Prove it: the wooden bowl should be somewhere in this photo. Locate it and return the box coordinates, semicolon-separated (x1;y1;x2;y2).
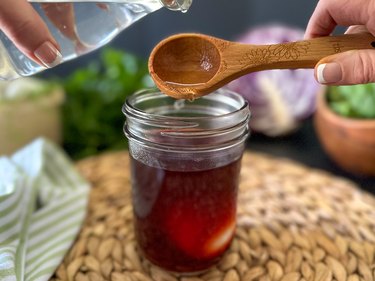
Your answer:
314;88;375;176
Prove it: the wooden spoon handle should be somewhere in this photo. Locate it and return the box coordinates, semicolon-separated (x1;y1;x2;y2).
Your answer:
234;33;375;72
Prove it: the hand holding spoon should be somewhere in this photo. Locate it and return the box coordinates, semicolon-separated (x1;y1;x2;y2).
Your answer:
148;32;375;99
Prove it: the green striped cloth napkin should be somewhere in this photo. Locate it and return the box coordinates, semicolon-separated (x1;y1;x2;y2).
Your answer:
0;138;90;281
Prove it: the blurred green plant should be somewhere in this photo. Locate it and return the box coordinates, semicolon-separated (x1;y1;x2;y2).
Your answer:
327;84;375;119
61;48;153;160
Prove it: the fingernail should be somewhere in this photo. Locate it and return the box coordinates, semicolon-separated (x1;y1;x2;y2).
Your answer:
317;63;342;84
34;41;62;68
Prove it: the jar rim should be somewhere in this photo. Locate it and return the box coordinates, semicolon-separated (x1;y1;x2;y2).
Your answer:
122;88;249;123
123;88;251;152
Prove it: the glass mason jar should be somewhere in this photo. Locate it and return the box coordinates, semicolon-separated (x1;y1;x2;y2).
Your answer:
123;88;250;273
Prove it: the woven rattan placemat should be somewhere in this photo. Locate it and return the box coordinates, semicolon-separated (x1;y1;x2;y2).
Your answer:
50;151;375;281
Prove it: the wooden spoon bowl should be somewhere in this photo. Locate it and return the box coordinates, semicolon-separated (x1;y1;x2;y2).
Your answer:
152;36;221;86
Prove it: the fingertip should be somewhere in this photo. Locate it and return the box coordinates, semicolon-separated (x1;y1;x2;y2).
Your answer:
303;31;313;40
315;50;375;85
304;0;337;40
0;0;59;66
315;62;343;85
34;41;62;68
316;63;328;84
345;25;369;34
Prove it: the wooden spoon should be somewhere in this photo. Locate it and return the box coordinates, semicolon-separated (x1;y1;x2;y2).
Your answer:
149;32;375;99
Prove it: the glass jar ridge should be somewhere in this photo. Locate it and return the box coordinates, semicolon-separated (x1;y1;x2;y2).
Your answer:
123;88;250;171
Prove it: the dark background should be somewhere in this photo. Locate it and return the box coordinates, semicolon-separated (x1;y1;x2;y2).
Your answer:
43;0;375;192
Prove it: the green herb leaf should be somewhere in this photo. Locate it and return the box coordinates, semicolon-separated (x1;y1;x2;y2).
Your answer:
59;48;152;160
327;84;375;119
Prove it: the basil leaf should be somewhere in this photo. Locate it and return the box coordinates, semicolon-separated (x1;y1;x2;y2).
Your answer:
327;84;375;119
60;48;152;160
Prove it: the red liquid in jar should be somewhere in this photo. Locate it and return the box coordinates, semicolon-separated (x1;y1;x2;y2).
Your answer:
130;156;241;272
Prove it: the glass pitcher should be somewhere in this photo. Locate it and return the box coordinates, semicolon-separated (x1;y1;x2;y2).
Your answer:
0;0;193;80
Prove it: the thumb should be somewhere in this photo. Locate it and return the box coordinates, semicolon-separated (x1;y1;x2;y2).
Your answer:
0;0;62;67
315;50;375;85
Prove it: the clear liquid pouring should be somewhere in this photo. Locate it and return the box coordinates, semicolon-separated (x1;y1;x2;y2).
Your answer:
0;0;192;80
